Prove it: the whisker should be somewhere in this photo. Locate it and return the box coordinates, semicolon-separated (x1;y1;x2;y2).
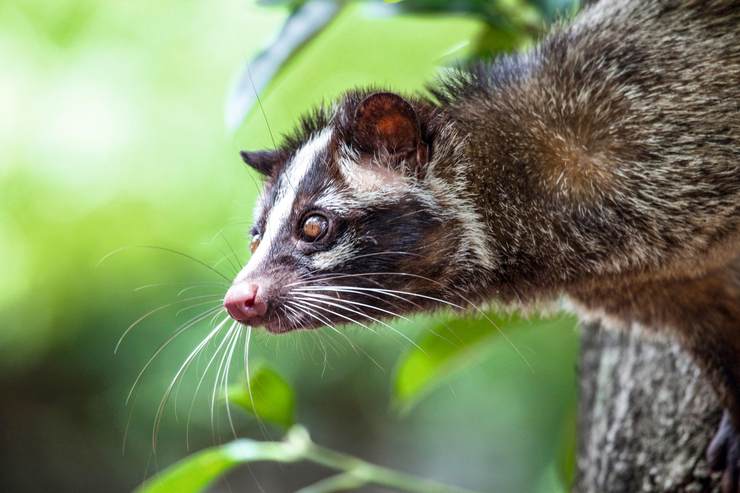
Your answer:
174;298;225;318
126;305;225;406
285;301;358;347
132;281;226;293
220;232;245;272
294;286;461;346
213;253;241;275
289;298;376;334
99;245;232;282
280;304;301;329
210;325;240;440
302;283;532;370
176;285;228;297
292;295;423;352
116;294;225;354
151;316;231;450
241;326;270;439
344;251;421;261
140;245;233;282
220;325;242;439
286;301;386;372
184;320;237;449
290;290;412;321
293;285;421;307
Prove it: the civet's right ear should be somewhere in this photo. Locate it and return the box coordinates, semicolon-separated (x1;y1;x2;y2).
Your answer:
351;92;429;176
239;150;283;176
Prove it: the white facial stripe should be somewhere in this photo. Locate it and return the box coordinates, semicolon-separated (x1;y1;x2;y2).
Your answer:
237;129;332;281
311;235;357;270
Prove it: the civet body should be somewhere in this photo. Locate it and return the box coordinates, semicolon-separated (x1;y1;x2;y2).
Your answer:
224;0;740;488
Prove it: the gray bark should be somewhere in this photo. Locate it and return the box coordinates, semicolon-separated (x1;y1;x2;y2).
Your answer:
575;323;724;492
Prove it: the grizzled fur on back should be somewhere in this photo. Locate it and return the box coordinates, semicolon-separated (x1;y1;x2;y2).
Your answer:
431;0;740;303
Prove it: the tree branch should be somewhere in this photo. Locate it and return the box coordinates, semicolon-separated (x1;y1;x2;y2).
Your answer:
576;322;724;492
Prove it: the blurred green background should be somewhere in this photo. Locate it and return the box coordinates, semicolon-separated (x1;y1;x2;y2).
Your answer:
0;0;579;491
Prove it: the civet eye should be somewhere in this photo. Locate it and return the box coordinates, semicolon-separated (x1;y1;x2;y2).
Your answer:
300;214;328;242
250;234;261;254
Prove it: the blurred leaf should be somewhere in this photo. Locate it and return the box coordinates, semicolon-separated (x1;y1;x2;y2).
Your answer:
228;0;581;132
394;312;576;411
295;472;365;493
138;426;479;493
391;0;578;24
228;365;296;429
472;23;527;57
555;400;577;489
236;3;484;149
531;0;581;20
136;437;301;493
225;0;342;131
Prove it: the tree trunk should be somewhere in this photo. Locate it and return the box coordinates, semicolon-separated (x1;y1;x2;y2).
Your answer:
575;322;724;492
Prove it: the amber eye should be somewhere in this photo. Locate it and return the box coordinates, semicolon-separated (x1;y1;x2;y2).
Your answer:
301;214;328;242
250;234;261;254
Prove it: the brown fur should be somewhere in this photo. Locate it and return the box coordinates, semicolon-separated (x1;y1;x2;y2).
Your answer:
238;0;740;484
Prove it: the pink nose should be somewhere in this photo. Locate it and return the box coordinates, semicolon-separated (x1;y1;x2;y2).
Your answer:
224;282;268;323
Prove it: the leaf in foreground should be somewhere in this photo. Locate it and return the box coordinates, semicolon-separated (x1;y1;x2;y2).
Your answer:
394;312;576;411
135;438;296;493
228;364;296;429
137;426;478;493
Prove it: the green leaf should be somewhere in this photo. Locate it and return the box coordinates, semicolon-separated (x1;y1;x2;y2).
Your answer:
295;472;366;493
555;400;577;489
235;3;485;147
225;0;342;131
393;312;575;412
136;438;301;493
228;365;296;429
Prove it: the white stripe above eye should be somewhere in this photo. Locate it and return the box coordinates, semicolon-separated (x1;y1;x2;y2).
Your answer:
236;128;332;282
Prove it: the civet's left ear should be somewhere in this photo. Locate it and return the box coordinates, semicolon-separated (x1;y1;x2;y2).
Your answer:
352;92;429;174
239;150;283;176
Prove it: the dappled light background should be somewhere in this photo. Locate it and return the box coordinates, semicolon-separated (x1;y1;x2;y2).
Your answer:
0;0;578;492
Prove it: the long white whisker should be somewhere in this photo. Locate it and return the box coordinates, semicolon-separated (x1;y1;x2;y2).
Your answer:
132;281;226;293
210;325;239;439
280;304;301;329
177;285;227;297
297;285;463;309
293;285;424;309
317;286;420;312
220;232;245;273
286;301;361;352
221;325;242;439
289;298;376;334
290;291;411;321
184;320;236;449
281;304;330;374
151;316;230;450
285;301;387;372
297;285;531;369
294;286;460;346
126;306;224;406
241;326;269;439
292;295;423;352
116;294;226;354
213;251;241;275
174;299;224;317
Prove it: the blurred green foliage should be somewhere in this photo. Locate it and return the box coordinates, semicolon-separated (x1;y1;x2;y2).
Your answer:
229;365;296;429
394;313;578;413
1;0;579;492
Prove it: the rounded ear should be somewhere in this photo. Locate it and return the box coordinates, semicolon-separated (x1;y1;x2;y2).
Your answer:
352;92;427;167
240;150;283;176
